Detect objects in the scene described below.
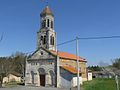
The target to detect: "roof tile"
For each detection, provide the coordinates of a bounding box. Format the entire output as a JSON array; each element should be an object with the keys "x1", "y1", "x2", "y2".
[
  {"x1": 61, "y1": 65, "x2": 81, "y2": 74},
  {"x1": 50, "y1": 50, "x2": 86, "y2": 62}
]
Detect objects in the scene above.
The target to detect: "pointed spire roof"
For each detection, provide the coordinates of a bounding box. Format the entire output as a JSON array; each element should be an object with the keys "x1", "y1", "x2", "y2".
[{"x1": 40, "y1": 6, "x2": 54, "y2": 16}]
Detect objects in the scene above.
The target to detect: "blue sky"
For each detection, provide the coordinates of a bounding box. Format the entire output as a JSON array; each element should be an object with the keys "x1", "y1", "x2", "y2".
[{"x1": 0, "y1": 0, "x2": 120, "y2": 66}]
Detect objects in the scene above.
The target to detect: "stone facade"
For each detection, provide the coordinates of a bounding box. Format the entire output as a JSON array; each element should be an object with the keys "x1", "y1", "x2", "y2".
[
  {"x1": 60, "y1": 58, "x2": 87, "y2": 81},
  {"x1": 25, "y1": 48, "x2": 57, "y2": 87}
]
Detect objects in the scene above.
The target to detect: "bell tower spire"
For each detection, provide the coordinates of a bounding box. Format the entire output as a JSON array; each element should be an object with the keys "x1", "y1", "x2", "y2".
[{"x1": 37, "y1": 6, "x2": 56, "y2": 51}]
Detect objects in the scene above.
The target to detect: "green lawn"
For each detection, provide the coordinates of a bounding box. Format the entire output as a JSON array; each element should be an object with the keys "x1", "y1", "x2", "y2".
[{"x1": 82, "y1": 78, "x2": 120, "y2": 90}]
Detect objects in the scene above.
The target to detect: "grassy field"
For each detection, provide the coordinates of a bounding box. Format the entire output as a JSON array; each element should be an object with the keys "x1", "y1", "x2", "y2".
[{"x1": 82, "y1": 78, "x2": 120, "y2": 90}]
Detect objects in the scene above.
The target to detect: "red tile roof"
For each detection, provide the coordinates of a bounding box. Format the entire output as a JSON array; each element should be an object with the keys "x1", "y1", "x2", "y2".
[
  {"x1": 61, "y1": 65, "x2": 81, "y2": 74},
  {"x1": 50, "y1": 50, "x2": 86, "y2": 62}
]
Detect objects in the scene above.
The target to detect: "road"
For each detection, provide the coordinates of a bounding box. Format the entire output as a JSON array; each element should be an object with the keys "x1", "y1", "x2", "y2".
[{"x1": 0, "y1": 86, "x2": 77, "y2": 90}]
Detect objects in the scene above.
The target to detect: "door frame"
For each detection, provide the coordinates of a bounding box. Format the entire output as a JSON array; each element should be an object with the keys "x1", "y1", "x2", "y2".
[{"x1": 40, "y1": 74, "x2": 45, "y2": 86}]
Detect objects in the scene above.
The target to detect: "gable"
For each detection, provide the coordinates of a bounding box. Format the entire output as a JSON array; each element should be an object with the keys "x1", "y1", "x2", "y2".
[{"x1": 29, "y1": 47, "x2": 55, "y2": 60}]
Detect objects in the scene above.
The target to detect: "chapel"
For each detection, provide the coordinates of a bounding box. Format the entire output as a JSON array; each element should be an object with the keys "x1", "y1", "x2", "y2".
[{"x1": 25, "y1": 6, "x2": 87, "y2": 88}]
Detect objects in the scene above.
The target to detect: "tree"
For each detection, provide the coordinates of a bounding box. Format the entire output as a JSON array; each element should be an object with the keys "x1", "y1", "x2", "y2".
[
  {"x1": 0, "y1": 57, "x2": 13, "y2": 87},
  {"x1": 11, "y1": 52, "x2": 26, "y2": 79},
  {"x1": 0, "y1": 52, "x2": 26, "y2": 87},
  {"x1": 88, "y1": 65, "x2": 102, "y2": 71},
  {"x1": 100, "y1": 58, "x2": 120, "y2": 90},
  {"x1": 112, "y1": 58, "x2": 120, "y2": 69}
]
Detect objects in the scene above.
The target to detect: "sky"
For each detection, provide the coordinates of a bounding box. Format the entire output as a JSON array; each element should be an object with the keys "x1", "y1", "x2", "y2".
[{"x1": 0, "y1": 0, "x2": 120, "y2": 66}]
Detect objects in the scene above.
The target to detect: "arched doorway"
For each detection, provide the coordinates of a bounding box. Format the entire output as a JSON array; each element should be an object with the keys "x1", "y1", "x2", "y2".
[{"x1": 38, "y1": 68, "x2": 46, "y2": 86}]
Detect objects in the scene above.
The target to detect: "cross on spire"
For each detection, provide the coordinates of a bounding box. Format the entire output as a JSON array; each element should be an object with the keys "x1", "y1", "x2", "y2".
[
  {"x1": 41, "y1": 0, "x2": 49, "y2": 6},
  {"x1": 46, "y1": 0, "x2": 49, "y2": 6}
]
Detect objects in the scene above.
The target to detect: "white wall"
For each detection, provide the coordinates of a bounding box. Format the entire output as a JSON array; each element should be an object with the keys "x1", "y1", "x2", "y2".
[
  {"x1": 3, "y1": 74, "x2": 21, "y2": 83},
  {"x1": 87, "y1": 72, "x2": 92, "y2": 81},
  {"x1": 72, "y1": 77, "x2": 82, "y2": 87}
]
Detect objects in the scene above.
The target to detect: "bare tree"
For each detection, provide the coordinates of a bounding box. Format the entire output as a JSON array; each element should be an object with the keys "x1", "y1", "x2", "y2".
[
  {"x1": 0, "y1": 57, "x2": 14, "y2": 87},
  {"x1": 102, "y1": 60, "x2": 120, "y2": 90}
]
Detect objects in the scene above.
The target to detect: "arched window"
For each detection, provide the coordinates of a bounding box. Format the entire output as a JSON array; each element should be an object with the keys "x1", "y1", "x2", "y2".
[
  {"x1": 41, "y1": 36, "x2": 43, "y2": 40},
  {"x1": 51, "y1": 21, "x2": 53, "y2": 29},
  {"x1": 43, "y1": 36, "x2": 46, "y2": 44},
  {"x1": 42, "y1": 20, "x2": 46, "y2": 28},
  {"x1": 38, "y1": 68, "x2": 45, "y2": 75},
  {"x1": 52, "y1": 37, "x2": 54, "y2": 45},
  {"x1": 50, "y1": 36, "x2": 52, "y2": 45},
  {"x1": 40, "y1": 36, "x2": 44, "y2": 45},
  {"x1": 47, "y1": 19, "x2": 49, "y2": 27},
  {"x1": 50, "y1": 35, "x2": 54, "y2": 45},
  {"x1": 44, "y1": 20, "x2": 46, "y2": 28}
]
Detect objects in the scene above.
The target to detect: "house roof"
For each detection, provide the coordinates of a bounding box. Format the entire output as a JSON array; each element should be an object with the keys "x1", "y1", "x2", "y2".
[
  {"x1": 40, "y1": 6, "x2": 53, "y2": 16},
  {"x1": 10, "y1": 71, "x2": 22, "y2": 77},
  {"x1": 61, "y1": 65, "x2": 81, "y2": 74},
  {"x1": 50, "y1": 50, "x2": 86, "y2": 62}
]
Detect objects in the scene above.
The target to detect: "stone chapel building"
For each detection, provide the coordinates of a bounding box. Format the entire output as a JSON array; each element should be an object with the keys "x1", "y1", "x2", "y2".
[{"x1": 25, "y1": 6, "x2": 87, "y2": 88}]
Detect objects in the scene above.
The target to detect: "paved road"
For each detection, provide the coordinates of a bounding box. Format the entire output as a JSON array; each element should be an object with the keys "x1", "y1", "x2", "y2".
[{"x1": 0, "y1": 86, "x2": 77, "y2": 90}]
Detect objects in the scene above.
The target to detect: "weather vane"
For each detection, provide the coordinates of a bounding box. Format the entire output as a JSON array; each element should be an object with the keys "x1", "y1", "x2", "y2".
[{"x1": 41, "y1": 0, "x2": 49, "y2": 6}]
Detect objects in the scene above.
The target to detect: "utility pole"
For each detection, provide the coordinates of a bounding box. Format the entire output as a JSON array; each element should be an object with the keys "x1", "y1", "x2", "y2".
[
  {"x1": 76, "y1": 36, "x2": 80, "y2": 90},
  {"x1": 115, "y1": 75, "x2": 119, "y2": 90},
  {"x1": 57, "y1": 50, "x2": 60, "y2": 87}
]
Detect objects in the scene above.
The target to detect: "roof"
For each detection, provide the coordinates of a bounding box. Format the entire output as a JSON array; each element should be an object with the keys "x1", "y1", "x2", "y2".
[
  {"x1": 28, "y1": 47, "x2": 86, "y2": 62},
  {"x1": 41, "y1": 6, "x2": 53, "y2": 16},
  {"x1": 50, "y1": 50, "x2": 86, "y2": 62},
  {"x1": 61, "y1": 65, "x2": 81, "y2": 74},
  {"x1": 9, "y1": 71, "x2": 22, "y2": 77}
]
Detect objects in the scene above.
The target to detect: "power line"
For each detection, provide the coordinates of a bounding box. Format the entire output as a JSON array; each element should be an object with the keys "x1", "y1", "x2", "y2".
[
  {"x1": 57, "y1": 39, "x2": 76, "y2": 46},
  {"x1": 24, "y1": 35, "x2": 120, "y2": 54},
  {"x1": 57, "y1": 35, "x2": 120, "y2": 46},
  {"x1": 78, "y1": 35, "x2": 120, "y2": 40}
]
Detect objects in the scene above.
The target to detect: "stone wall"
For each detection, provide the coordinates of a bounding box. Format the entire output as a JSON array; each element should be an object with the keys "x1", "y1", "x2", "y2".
[
  {"x1": 60, "y1": 58, "x2": 87, "y2": 80},
  {"x1": 25, "y1": 59, "x2": 56, "y2": 86}
]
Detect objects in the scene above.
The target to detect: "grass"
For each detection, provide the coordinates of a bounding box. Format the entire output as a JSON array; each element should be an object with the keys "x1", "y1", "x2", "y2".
[{"x1": 82, "y1": 78, "x2": 120, "y2": 90}]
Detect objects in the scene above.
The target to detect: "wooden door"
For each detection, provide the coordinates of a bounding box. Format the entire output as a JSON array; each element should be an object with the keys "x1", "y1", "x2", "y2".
[{"x1": 40, "y1": 74, "x2": 45, "y2": 86}]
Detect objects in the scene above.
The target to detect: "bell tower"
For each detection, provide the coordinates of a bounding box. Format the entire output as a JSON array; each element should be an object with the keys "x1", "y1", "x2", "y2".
[{"x1": 37, "y1": 6, "x2": 56, "y2": 51}]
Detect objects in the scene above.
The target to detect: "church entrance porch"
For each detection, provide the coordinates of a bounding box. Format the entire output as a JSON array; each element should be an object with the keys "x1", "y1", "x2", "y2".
[
  {"x1": 38, "y1": 67, "x2": 55, "y2": 87},
  {"x1": 38, "y1": 68, "x2": 46, "y2": 86}
]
